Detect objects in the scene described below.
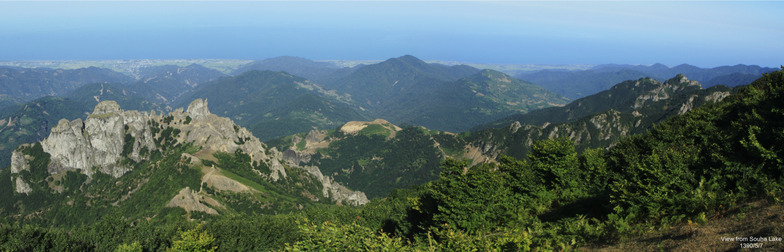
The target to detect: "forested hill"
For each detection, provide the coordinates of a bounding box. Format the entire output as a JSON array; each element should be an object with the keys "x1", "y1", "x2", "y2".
[{"x1": 324, "y1": 55, "x2": 568, "y2": 132}]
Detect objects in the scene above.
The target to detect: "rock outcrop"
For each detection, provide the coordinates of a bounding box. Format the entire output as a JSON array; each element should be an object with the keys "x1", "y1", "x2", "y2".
[
  {"x1": 8, "y1": 98, "x2": 367, "y2": 206},
  {"x1": 10, "y1": 99, "x2": 282, "y2": 180},
  {"x1": 300, "y1": 165, "x2": 369, "y2": 206},
  {"x1": 39, "y1": 101, "x2": 153, "y2": 178},
  {"x1": 167, "y1": 187, "x2": 219, "y2": 215}
]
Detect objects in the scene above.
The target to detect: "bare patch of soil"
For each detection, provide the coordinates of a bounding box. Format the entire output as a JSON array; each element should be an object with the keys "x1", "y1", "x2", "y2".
[{"x1": 583, "y1": 200, "x2": 784, "y2": 251}]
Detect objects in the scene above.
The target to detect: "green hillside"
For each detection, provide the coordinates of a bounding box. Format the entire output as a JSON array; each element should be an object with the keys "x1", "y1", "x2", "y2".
[
  {"x1": 328, "y1": 56, "x2": 567, "y2": 132},
  {"x1": 268, "y1": 121, "x2": 462, "y2": 199}
]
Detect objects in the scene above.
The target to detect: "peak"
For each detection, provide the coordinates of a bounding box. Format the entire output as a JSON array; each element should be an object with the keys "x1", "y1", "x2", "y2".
[
  {"x1": 669, "y1": 74, "x2": 689, "y2": 83},
  {"x1": 185, "y1": 63, "x2": 205, "y2": 69},
  {"x1": 187, "y1": 98, "x2": 210, "y2": 119},
  {"x1": 673, "y1": 63, "x2": 698, "y2": 69},
  {"x1": 271, "y1": 55, "x2": 310, "y2": 60},
  {"x1": 391, "y1": 55, "x2": 426, "y2": 64},
  {"x1": 471, "y1": 69, "x2": 511, "y2": 82},
  {"x1": 92, "y1": 101, "x2": 122, "y2": 116},
  {"x1": 340, "y1": 119, "x2": 401, "y2": 135},
  {"x1": 665, "y1": 74, "x2": 701, "y2": 88},
  {"x1": 651, "y1": 63, "x2": 669, "y2": 69},
  {"x1": 479, "y1": 69, "x2": 505, "y2": 76},
  {"x1": 397, "y1": 55, "x2": 421, "y2": 61},
  {"x1": 370, "y1": 119, "x2": 394, "y2": 125}
]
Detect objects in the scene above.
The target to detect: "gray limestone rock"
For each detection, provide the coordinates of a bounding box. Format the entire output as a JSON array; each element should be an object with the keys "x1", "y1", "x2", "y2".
[{"x1": 7, "y1": 98, "x2": 365, "y2": 205}]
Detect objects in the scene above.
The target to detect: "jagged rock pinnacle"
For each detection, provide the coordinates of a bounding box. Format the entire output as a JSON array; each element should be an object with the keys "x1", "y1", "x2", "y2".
[
  {"x1": 92, "y1": 100, "x2": 122, "y2": 116},
  {"x1": 187, "y1": 98, "x2": 210, "y2": 120}
]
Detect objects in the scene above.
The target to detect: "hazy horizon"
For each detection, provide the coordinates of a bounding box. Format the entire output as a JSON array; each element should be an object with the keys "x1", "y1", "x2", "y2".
[{"x1": 1, "y1": 1, "x2": 782, "y2": 68}]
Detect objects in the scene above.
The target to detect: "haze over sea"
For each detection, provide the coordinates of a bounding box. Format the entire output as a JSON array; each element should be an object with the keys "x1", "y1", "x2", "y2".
[{"x1": 0, "y1": 1, "x2": 782, "y2": 68}]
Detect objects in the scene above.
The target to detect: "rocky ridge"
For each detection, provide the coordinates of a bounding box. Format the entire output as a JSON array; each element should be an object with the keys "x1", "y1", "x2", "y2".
[
  {"x1": 9, "y1": 99, "x2": 368, "y2": 206},
  {"x1": 465, "y1": 75, "x2": 734, "y2": 160}
]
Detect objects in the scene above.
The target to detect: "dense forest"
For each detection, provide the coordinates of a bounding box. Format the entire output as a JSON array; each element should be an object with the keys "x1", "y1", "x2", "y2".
[{"x1": 0, "y1": 69, "x2": 781, "y2": 251}]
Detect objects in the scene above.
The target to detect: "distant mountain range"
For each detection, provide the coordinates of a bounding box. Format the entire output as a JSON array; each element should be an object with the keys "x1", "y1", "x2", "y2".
[
  {"x1": 172, "y1": 55, "x2": 570, "y2": 138},
  {"x1": 517, "y1": 63, "x2": 775, "y2": 99}
]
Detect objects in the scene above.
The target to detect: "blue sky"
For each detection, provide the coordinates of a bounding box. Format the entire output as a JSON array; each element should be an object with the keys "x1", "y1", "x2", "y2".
[{"x1": 0, "y1": 1, "x2": 781, "y2": 67}]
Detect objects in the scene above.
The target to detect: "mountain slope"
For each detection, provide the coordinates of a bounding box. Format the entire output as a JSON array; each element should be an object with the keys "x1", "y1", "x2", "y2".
[
  {"x1": 407, "y1": 69, "x2": 567, "y2": 131},
  {"x1": 176, "y1": 70, "x2": 368, "y2": 140},
  {"x1": 466, "y1": 74, "x2": 734, "y2": 160},
  {"x1": 268, "y1": 119, "x2": 469, "y2": 199},
  {"x1": 479, "y1": 74, "x2": 708, "y2": 129},
  {"x1": 66, "y1": 82, "x2": 164, "y2": 112},
  {"x1": 516, "y1": 69, "x2": 651, "y2": 99},
  {"x1": 0, "y1": 66, "x2": 133, "y2": 102},
  {"x1": 131, "y1": 64, "x2": 228, "y2": 105},
  {"x1": 327, "y1": 55, "x2": 567, "y2": 132}
]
